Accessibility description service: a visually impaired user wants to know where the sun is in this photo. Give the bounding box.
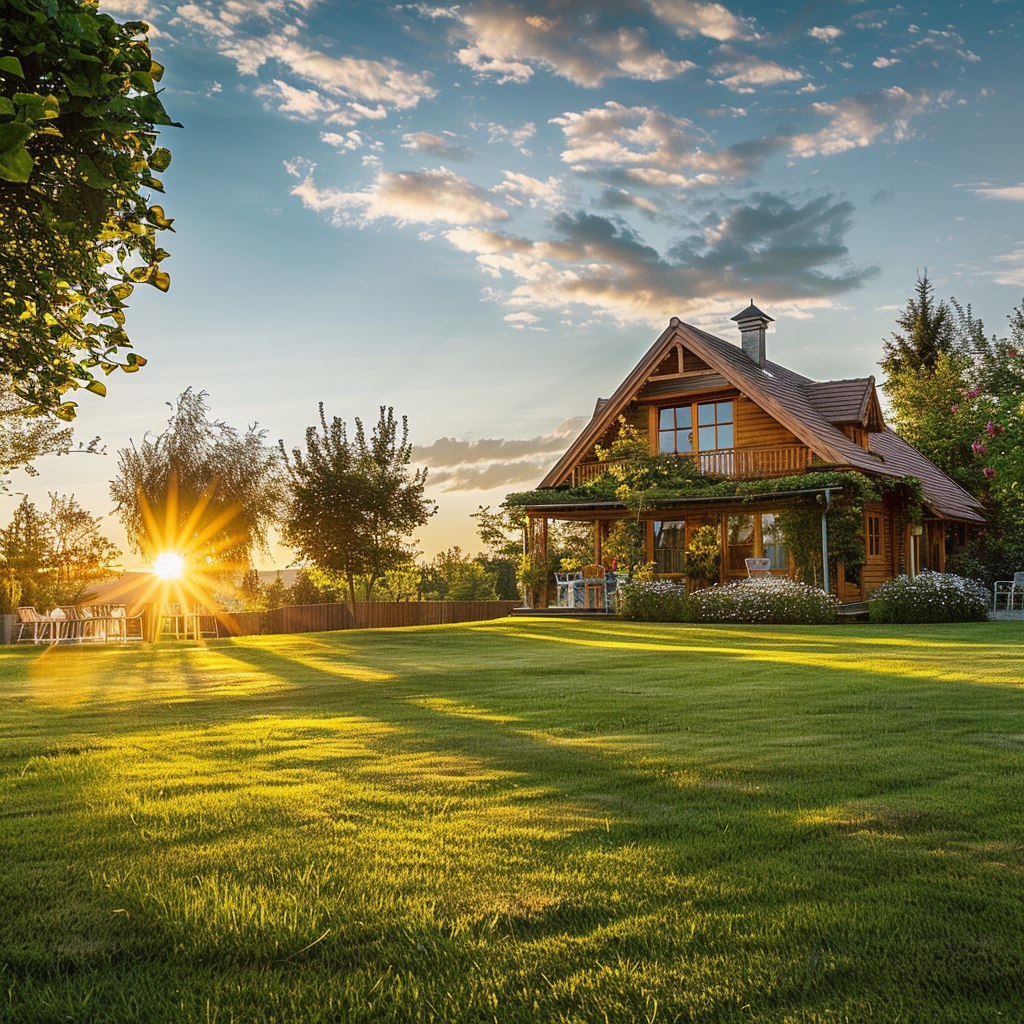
[153,552,185,580]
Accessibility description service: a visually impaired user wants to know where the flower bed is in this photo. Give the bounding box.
[618,576,838,624]
[868,572,990,623]
[689,577,839,625]
[617,579,689,621]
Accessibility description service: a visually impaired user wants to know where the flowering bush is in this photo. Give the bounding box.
[868,572,990,623]
[688,577,838,625]
[617,579,689,621]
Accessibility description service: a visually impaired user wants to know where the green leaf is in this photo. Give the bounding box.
[54,402,78,422]
[149,147,172,172]
[76,153,115,188]
[128,265,153,283]
[110,282,134,301]
[0,122,34,182]
[0,98,14,116]
[150,270,170,292]
[0,56,25,78]
[85,380,107,397]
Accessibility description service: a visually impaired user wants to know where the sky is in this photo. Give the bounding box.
[11,0,1024,569]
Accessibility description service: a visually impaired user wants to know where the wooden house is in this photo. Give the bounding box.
[521,305,985,605]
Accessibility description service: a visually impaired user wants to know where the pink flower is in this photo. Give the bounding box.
[972,441,987,455]
[967,388,981,398]
[983,467,996,480]
[950,403,959,414]
[1009,350,1018,358]
[986,420,1003,436]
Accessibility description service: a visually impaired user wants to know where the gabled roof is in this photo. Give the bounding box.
[805,378,875,425]
[538,317,986,524]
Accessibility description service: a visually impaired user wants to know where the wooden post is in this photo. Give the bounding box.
[594,520,602,566]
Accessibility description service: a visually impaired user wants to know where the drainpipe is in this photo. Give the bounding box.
[821,488,832,594]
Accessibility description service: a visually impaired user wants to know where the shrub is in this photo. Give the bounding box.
[868,572,990,623]
[618,579,689,622]
[689,577,839,625]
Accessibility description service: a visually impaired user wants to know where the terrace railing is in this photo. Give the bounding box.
[570,445,813,486]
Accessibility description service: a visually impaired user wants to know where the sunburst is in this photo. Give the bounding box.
[99,476,250,639]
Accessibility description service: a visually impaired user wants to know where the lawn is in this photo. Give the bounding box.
[2,618,1023,1023]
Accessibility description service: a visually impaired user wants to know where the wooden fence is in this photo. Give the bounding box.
[215,601,518,638]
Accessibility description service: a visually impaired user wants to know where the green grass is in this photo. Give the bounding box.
[2,618,1023,1023]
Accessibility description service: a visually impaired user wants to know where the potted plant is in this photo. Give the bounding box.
[0,569,22,644]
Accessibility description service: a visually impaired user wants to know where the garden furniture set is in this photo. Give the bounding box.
[14,604,144,644]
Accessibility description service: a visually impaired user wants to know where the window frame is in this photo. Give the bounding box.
[657,398,735,456]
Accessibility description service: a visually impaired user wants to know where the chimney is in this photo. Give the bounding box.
[730,301,773,367]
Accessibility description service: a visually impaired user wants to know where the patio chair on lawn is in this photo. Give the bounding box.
[183,604,219,640]
[15,607,55,644]
[993,572,1024,611]
[745,557,773,578]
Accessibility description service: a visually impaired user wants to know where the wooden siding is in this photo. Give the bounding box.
[734,395,802,449]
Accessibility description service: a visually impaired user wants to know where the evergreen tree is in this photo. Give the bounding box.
[881,274,958,378]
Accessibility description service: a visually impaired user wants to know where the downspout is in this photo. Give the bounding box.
[821,487,833,595]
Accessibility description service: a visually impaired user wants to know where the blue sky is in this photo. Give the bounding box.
[16,0,1024,566]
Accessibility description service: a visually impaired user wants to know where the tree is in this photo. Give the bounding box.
[0,492,120,607]
[110,389,283,578]
[0,386,74,490]
[419,547,499,601]
[280,405,436,613]
[0,0,178,416]
[880,273,959,378]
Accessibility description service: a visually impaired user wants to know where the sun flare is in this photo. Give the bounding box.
[153,552,185,580]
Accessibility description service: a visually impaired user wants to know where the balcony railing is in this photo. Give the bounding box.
[571,445,813,486]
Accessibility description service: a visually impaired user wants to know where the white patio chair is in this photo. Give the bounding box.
[993,572,1024,611]
[745,557,773,577]
[15,607,55,644]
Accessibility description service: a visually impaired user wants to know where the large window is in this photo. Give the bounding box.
[761,513,788,570]
[653,520,686,573]
[867,514,881,557]
[726,512,788,573]
[726,514,755,572]
[659,400,733,455]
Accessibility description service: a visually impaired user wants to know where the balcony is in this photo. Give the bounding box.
[570,445,813,486]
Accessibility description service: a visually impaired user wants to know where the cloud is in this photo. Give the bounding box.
[872,56,900,69]
[973,184,1024,201]
[174,5,436,124]
[480,120,537,153]
[448,1,695,86]
[988,247,1024,287]
[321,130,364,151]
[789,87,946,159]
[647,0,755,41]
[807,26,842,43]
[598,188,660,215]
[415,418,585,490]
[442,193,877,325]
[710,46,804,92]
[551,101,784,186]
[255,79,339,119]
[402,131,474,160]
[492,171,562,208]
[287,164,510,226]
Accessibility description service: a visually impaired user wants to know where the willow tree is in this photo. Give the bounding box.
[0,0,178,417]
[110,389,283,576]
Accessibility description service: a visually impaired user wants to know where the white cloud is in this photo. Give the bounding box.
[648,0,755,41]
[481,120,537,153]
[450,2,695,86]
[255,79,338,119]
[711,47,804,92]
[551,101,782,183]
[989,247,1024,287]
[808,25,842,43]
[789,87,945,159]
[872,56,900,69]
[972,184,1024,201]
[401,131,473,160]
[492,171,562,208]
[288,164,510,226]
[321,130,364,151]
[414,417,584,490]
